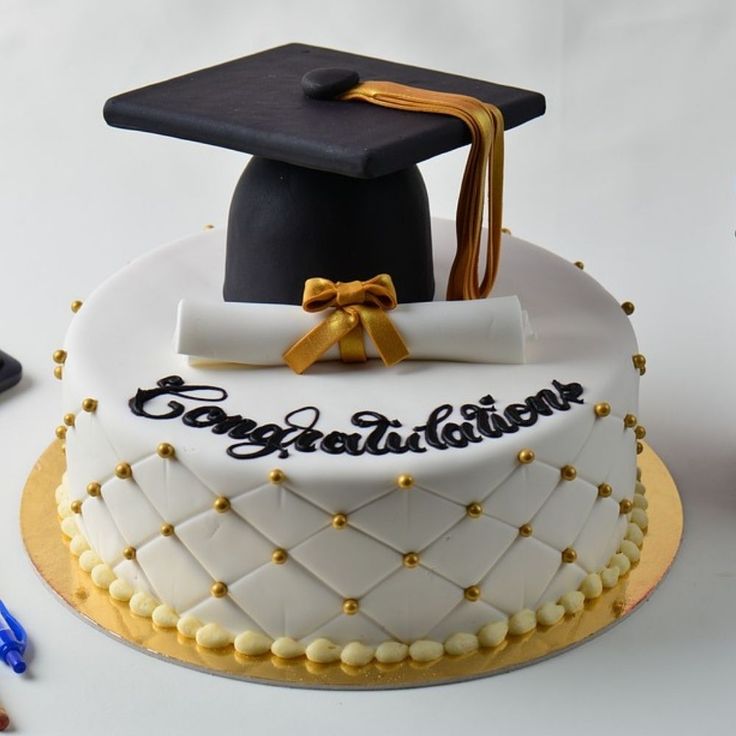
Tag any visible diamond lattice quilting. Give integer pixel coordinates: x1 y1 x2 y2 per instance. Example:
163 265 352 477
531 478 598 551
101 477 164 547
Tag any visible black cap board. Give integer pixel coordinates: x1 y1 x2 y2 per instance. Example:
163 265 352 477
104 43 545 304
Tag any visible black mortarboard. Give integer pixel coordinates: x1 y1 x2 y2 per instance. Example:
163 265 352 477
104 43 544 304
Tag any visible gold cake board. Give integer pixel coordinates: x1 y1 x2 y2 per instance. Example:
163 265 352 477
21 441 682 690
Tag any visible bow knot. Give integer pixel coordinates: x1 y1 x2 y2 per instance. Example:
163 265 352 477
283 274 409 374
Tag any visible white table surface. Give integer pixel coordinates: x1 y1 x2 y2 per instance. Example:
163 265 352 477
1 1 735 734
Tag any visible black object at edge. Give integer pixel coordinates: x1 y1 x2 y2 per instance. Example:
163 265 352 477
0 350 22 394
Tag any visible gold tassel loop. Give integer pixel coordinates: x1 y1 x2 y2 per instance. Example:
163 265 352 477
339 81 504 300
283 274 410 374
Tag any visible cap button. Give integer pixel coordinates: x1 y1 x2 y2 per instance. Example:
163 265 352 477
302 67 360 100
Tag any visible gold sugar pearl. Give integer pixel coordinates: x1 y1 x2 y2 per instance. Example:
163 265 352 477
560 465 577 481
114 462 132 480
636 441 644 455
598 483 613 498
204 223 215 230
635 425 646 440
157 442 175 459
122 546 136 561
70 300 83 313
55 425 67 440
64 413 76 427
272 548 288 565
342 598 359 615
623 414 637 429
86 481 101 498
574 261 585 270
562 547 578 564
332 512 348 529
160 523 175 537
211 582 228 598
403 552 420 568
620 498 634 514
269 468 285 484
517 448 535 464
81 397 98 413
213 496 231 513
518 523 533 538
594 402 611 418
466 502 483 518
53 365 63 380
52 349 67 364
397 473 414 489
70 499 83 514
501 227 512 234
639 366 647 376
621 301 635 316
632 354 646 370
464 585 481 602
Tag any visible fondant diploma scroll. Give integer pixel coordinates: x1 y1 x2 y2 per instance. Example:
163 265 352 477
174 297 531 367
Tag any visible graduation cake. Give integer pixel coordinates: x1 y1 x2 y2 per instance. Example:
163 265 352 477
52 44 648 667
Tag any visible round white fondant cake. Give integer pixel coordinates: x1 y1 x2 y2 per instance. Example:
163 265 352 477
55 219 643 661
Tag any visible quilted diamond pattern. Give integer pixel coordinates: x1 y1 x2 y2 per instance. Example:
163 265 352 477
102 477 164 547
483 462 561 526
531 478 598 550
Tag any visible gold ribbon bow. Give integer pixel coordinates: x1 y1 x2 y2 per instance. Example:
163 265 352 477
283 274 410 374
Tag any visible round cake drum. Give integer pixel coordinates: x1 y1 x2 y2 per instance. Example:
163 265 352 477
21 440 682 689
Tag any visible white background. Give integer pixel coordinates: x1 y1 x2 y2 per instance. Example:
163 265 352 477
1 1 735 733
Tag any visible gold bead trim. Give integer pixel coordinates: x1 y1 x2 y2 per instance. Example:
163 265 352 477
86 481 101 498
63 413 76 427
55 425 67 440
269 468 285 484
342 598 359 615
464 585 481 602
70 499 83 515
213 496 230 513
122 546 136 561
403 552 420 568
574 261 585 270
156 442 175 459
594 402 611 418
211 582 228 598
635 425 646 440
70 299 83 313
517 448 535 464
632 354 646 374
331 513 348 529
81 397 98 413
621 301 635 315
397 473 414 489
560 465 577 481
623 414 637 429
53 365 63 380
598 483 613 498
114 462 132 480
518 523 533 538
160 523 175 537
562 547 578 564
52 349 67 364
466 502 483 518
620 498 634 514
636 441 644 455
272 548 288 565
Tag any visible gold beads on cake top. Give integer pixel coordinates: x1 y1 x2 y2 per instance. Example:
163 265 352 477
64 413 76 427
342 598 359 615
122 546 136 561
211 581 228 598
70 300 83 313
403 552 420 568
272 548 288 565
53 365 63 380
156 442 175 459
397 474 414 489
213 496 230 513
55 425 67 440
620 498 634 514
160 523 175 537
332 513 348 529
560 465 577 481
466 502 483 518
574 261 585 270
464 585 481 602
70 499 83 515
114 462 132 480
518 523 533 538
632 354 646 375
621 301 635 315
81 397 98 413
594 402 611 418
623 413 637 429
52 349 67 364
517 449 535 465
635 425 646 440
269 468 285 484
598 483 613 498
561 547 578 564
86 481 101 498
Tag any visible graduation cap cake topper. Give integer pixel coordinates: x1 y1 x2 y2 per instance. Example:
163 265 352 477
104 43 545 306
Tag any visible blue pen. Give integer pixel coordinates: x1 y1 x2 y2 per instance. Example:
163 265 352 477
0 601 27 674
